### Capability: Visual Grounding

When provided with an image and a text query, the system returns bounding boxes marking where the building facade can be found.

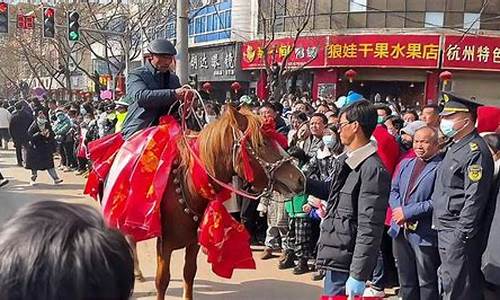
[241,0,500,106]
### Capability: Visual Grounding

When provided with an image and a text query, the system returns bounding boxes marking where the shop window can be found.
[464,13,480,29]
[425,12,444,28]
[349,0,367,12]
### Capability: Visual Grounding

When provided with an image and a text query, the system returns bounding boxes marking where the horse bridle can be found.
[178,85,306,201]
[231,127,304,200]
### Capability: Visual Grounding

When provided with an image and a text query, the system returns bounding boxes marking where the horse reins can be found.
[176,85,303,201]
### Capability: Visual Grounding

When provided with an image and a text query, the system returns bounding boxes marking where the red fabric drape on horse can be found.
[84,116,256,278]
[84,132,124,199]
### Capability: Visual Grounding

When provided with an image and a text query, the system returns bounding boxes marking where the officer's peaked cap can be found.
[440,92,483,116]
[147,39,177,56]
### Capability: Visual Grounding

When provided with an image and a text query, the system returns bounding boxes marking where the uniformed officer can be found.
[432,92,494,300]
[121,38,190,139]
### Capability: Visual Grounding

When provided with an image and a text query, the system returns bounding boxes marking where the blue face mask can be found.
[377,116,384,124]
[440,118,467,138]
[322,135,335,148]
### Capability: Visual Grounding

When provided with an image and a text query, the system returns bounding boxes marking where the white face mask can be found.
[205,115,217,124]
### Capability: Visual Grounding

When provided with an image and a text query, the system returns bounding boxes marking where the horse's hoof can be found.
[135,272,145,282]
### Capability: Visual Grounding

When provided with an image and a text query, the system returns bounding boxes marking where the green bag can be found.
[285,193,308,218]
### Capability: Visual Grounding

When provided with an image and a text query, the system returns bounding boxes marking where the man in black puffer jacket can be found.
[306,100,390,297]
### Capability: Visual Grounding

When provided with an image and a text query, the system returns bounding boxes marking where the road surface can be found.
[0,147,397,299]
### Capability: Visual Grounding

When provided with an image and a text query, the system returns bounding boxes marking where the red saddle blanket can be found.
[84,116,255,278]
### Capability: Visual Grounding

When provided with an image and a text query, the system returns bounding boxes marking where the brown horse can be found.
[130,105,305,300]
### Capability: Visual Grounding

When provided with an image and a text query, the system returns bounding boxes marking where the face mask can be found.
[440,119,466,138]
[57,114,65,121]
[205,115,217,124]
[322,135,335,148]
[37,117,47,125]
[377,116,384,124]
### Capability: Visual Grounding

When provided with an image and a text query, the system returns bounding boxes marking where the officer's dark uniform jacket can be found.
[306,141,390,281]
[432,130,494,239]
[121,60,181,139]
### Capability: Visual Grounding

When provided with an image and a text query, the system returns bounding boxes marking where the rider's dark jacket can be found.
[121,60,181,139]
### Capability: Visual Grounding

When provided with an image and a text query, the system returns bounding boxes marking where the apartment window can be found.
[225,10,231,28]
[207,14,214,31]
[349,0,367,12]
[425,12,444,28]
[464,13,480,30]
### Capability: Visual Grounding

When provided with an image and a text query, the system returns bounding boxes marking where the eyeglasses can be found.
[335,121,353,131]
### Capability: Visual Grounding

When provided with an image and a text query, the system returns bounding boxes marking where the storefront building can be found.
[189,43,250,102]
[240,33,500,106]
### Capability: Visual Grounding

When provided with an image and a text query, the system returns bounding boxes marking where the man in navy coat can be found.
[121,39,189,139]
[388,126,442,300]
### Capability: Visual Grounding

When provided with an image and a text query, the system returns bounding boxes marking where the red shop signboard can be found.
[240,36,327,70]
[325,34,440,68]
[443,35,500,71]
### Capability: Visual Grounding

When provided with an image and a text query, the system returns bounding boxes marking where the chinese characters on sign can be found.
[241,35,440,69]
[325,35,440,68]
[241,36,327,69]
[241,35,500,71]
[443,36,500,71]
[189,44,240,81]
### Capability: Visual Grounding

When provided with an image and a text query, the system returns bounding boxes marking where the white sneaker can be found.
[363,287,385,297]
[30,180,37,186]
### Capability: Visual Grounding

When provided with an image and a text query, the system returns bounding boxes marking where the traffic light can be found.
[67,11,80,41]
[188,74,198,89]
[0,2,9,34]
[43,7,55,38]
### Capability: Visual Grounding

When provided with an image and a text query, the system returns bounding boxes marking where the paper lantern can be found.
[231,81,241,92]
[202,82,213,93]
[439,71,453,85]
[345,69,357,83]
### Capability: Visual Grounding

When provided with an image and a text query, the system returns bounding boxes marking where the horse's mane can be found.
[198,106,264,177]
[177,106,264,196]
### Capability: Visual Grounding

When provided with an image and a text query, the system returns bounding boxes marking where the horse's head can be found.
[197,105,305,198]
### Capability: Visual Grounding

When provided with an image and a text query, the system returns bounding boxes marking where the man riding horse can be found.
[84,38,306,300]
[122,38,190,139]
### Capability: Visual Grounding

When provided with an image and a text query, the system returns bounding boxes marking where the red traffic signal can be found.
[0,2,7,13]
[44,7,54,17]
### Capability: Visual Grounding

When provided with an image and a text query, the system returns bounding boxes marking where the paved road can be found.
[0,147,397,300]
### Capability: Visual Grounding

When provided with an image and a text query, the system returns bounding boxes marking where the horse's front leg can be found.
[182,242,200,300]
[125,235,144,282]
[156,237,173,300]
